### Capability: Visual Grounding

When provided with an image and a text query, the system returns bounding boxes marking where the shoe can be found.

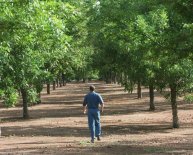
[97,136,101,141]
[91,139,94,143]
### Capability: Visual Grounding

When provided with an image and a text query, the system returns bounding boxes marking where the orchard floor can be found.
[0,81,193,155]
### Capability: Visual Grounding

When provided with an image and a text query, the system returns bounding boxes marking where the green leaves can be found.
[0,1,91,109]
[0,0,192,110]
[85,0,193,96]
[3,87,19,107]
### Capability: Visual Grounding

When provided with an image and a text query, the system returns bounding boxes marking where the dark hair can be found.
[89,85,95,91]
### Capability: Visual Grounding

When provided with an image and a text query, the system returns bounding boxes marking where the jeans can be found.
[88,109,101,140]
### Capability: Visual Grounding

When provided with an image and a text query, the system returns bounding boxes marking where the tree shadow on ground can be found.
[73,142,193,155]
[73,143,193,155]
[1,121,177,137]
[1,125,89,137]
[40,91,162,106]
[1,97,192,122]
[1,139,193,155]
[0,106,85,121]
[1,97,193,123]
[102,123,172,135]
[0,100,172,121]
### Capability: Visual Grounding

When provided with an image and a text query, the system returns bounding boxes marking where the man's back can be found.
[84,92,103,109]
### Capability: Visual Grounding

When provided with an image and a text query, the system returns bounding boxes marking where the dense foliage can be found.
[86,0,193,128]
[0,0,192,127]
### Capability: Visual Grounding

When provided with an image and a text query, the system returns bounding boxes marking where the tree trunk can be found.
[62,79,66,86]
[117,74,120,85]
[105,71,112,84]
[59,73,62,87]
[53,81,56,90]
[113,73,117,84]
[47,83,50,94]
[56,79,59,87]
[105,73,109,84]
[149,84,155,111]
[36,92,41,104]
[83,78,88,83]
[137,80,142,99]
[120,73,123,85]
[83,78,86,83]
[62,73,66,86]
[110,71,113,83]
[170,84,179,128]
[20,88,29,119]
[18,90,21,96]
[59,80,62,87]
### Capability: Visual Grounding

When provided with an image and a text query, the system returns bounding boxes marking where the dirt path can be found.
[0,82,193,155]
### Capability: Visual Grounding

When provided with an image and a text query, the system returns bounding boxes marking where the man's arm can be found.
[100,103,104,113]
[83,96,87,114]
[83,105,87,114]
[98,94,104,113]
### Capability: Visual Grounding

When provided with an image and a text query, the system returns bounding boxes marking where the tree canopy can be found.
[0,0,193,127]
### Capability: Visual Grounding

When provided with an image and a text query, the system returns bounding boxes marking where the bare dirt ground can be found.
[0,81,193,155]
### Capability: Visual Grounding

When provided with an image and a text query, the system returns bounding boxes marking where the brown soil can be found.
[0,81,193,155]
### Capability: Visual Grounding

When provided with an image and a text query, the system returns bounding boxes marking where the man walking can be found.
[83,85,104,143]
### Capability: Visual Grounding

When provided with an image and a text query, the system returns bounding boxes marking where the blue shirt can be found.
[83,91,104,109]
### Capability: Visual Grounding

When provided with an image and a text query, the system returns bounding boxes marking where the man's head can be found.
[89,85,95,92]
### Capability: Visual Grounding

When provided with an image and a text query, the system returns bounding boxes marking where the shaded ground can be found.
[0,81,193,155]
